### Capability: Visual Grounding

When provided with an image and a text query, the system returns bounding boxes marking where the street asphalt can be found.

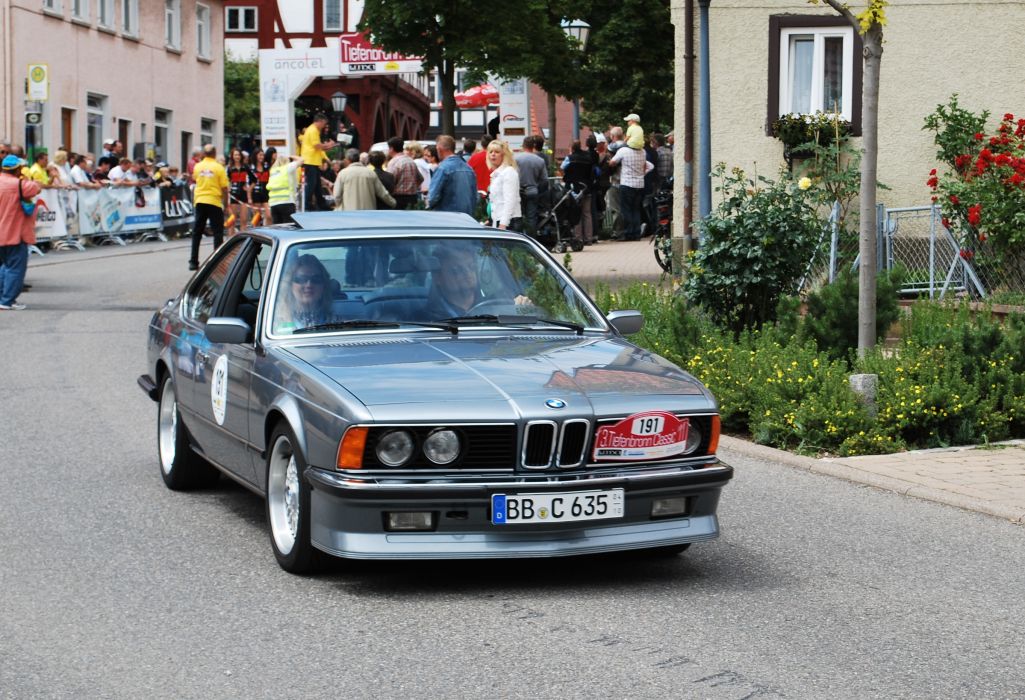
[22,233,1025,527]
[1,232,1023,698]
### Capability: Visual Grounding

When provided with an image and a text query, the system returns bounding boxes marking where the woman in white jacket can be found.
[486,140,522,231]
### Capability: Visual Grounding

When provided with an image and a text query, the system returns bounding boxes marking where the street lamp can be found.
[331,91,350,146]
[560,19,590,139]
[331,91,347,115]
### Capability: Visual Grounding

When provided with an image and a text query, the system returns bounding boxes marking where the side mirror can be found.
[205,317,252,344]
[606,310,644,335]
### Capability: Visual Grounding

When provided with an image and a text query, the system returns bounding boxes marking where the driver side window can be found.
[183,239,246,324]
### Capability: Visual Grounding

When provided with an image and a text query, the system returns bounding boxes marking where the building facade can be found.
[0,0,225,168]
[223,1,581,151]
[223,0,430,147]
[671,0,1025,212]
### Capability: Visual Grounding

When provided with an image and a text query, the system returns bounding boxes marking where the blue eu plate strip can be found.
[492,494,506,524]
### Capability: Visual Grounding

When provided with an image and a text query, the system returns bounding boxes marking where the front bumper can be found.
[305,462,733,559]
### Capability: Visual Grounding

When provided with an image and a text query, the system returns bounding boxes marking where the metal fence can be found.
[805,203,1025,303]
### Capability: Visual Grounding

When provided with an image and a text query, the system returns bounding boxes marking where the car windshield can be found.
[269,236,606,336]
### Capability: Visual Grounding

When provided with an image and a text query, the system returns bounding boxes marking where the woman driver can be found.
[273,254,335,333]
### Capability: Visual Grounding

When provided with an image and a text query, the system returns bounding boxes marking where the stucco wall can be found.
[674,0,1025,210]
[0,0,223,167]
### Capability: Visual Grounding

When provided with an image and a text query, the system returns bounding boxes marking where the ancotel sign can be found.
[272,53,328,71]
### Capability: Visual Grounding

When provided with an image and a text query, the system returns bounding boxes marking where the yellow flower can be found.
[798,176,812,190]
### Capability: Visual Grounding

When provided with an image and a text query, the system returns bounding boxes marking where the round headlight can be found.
[423,429,461,465]
[682,424,703,455]
[376,430,415,467]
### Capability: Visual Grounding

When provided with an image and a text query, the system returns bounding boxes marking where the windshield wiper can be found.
[294,320,400,333]
[442,315,584,335]
[294,319,458,335]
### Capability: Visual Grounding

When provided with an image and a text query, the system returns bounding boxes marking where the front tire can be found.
[266,423,322,574]
[653,234,673,274]
[157,376,219,490]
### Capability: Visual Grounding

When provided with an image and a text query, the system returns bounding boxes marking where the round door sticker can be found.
[211,354,228,425]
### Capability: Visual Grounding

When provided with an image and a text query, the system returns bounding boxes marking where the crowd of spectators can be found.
[4,111,675,253]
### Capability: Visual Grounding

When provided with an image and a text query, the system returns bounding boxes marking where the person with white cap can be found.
[624,113,645,150]
[102,139,117,159]
[0,154,41,310]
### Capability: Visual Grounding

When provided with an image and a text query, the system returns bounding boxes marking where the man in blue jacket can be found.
[428,135,477,217]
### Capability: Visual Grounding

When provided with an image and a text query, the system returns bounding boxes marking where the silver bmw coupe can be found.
[138,211,732,574]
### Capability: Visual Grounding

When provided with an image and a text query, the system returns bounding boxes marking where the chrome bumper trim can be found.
[307,463,733,492]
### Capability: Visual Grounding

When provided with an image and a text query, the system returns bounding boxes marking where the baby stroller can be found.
[533,179,585,253]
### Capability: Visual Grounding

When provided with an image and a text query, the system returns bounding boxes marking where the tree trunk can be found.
[547,90,557,165]
[857,26,883,356]
[439,59,456,136]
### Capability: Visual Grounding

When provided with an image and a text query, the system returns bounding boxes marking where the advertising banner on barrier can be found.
[161,184,195,234]
[32,188,68,243]
[78,186,162,236]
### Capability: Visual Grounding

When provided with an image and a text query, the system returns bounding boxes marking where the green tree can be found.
[224,58,260,139]
[359,1,575,136]
[579,0,675,132]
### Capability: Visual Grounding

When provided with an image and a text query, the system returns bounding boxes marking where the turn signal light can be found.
[708,415,720,455]
[337,427,368,469]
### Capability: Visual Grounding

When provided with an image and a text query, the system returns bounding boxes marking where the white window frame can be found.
[200,118,215,146]
[121,0,138,36]
[71,0,88,21]
[196,4,211,59]
[165,0,181,50]
[86,93,107,158]
[778,26,854,122]
[154,108,172,161]
[42,0,62,13]
[323,0,343,31]
[97,0,114,28]
[226,6,257,32]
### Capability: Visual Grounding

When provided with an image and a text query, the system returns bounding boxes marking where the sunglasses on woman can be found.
[293,274,325,285]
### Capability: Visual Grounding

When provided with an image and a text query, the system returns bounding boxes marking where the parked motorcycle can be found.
[652,178,673,273]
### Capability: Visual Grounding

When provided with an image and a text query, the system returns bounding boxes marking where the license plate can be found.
[491,489,624,525]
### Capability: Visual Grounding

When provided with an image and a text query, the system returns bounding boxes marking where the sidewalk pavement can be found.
[27,235,1025,526]
[720,437,1025,524]
[552,237,667,289]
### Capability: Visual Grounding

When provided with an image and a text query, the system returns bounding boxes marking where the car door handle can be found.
[195,350,209,364]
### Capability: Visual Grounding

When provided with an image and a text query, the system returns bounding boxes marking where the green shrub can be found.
[686,165,826,334]
[593,282,1025,455]
[800,268,905,360]
[744,337,869,455]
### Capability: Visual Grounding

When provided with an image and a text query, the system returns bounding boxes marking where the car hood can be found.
[282,334,710,416]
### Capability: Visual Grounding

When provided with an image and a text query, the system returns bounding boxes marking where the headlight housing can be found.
[376,429,415,467]
[423,428,461,465]
[682,423,703,455]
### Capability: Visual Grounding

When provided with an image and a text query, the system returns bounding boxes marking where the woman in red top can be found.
[249,148,271,227]
[0,155,41,310]
[226,147,254,235]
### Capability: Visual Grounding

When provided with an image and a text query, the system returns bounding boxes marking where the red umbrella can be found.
[454,84,500,109]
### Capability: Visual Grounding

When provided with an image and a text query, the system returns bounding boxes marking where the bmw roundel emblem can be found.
[545,398,567,409]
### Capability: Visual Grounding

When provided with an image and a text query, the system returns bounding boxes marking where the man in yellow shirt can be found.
[27,152,51,186]
[188,144,229,271]
[299,113,337,211]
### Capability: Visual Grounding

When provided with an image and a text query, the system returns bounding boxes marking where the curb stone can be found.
[719,435,1025,525]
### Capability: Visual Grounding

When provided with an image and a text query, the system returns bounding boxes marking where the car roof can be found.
[253,211,490,242]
